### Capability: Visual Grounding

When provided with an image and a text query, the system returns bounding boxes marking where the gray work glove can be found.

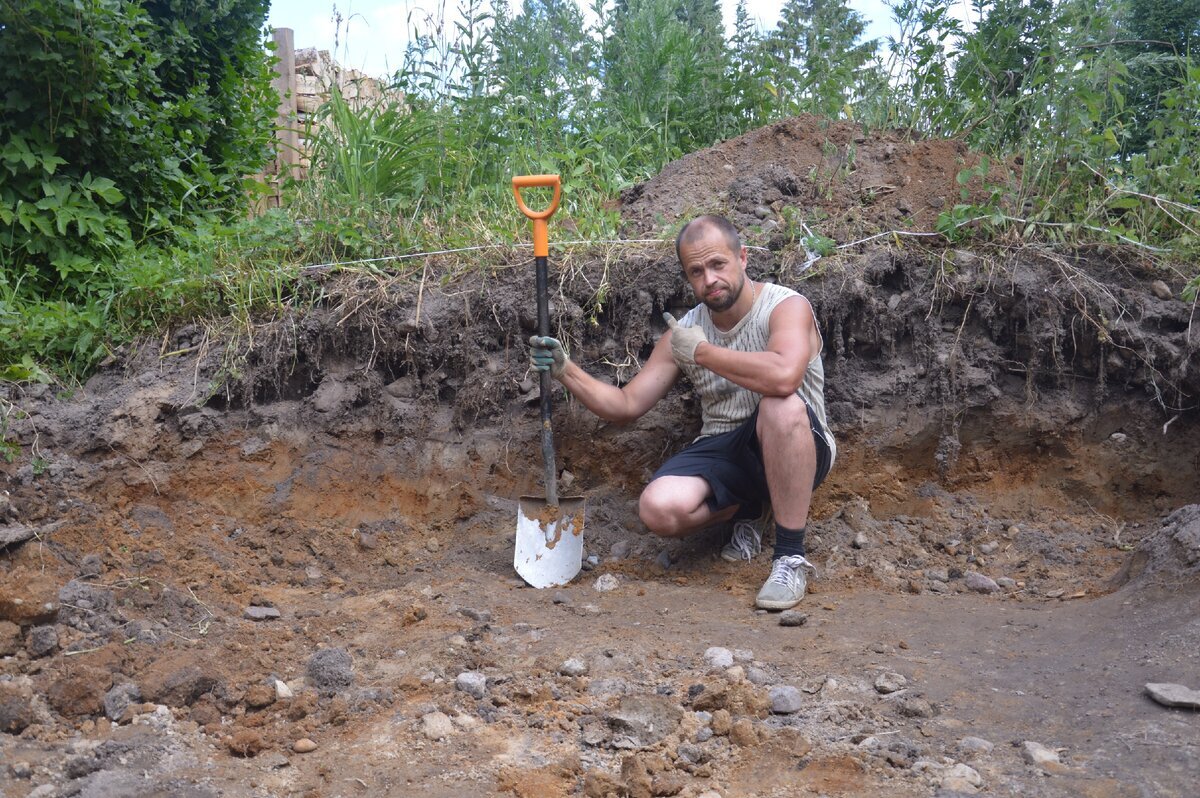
[529,335,568,378]
[662,313,707,366]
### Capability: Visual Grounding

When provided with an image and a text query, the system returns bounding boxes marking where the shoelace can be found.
[767,555,818,587]
[728,521,761,560]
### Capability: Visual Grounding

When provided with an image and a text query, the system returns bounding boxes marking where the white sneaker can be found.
[755,555,818,610]
[720,506,772,562]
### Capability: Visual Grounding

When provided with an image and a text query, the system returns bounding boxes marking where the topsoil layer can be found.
[1,119,1199,798]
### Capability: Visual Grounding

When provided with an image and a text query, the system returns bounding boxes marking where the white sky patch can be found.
[268,0,974,80]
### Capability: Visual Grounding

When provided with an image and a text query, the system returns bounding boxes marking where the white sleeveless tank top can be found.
[677,283,836,464]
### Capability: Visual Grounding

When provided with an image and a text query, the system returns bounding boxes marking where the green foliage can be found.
[766,0,878,118]
[0,0,275,376]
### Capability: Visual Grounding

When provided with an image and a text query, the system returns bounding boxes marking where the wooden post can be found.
[271,27,298,204]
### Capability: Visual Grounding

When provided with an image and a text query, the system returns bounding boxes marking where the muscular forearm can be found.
[693,343,804,397]
[556,361,640,423]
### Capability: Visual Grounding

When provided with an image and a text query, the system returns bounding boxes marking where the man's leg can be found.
[756,394,818,531]
[638,476,738,538]
[754,393,819,609]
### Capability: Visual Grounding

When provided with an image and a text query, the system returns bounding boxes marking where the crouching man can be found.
[529,215,835,609]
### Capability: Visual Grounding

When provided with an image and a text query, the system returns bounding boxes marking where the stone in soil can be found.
[293,738,318,753]
[964,572,1000,593]
[0,694,36,734]
[1020,740,1061,765]
[244,683,275,708]
[605,693,684,749]
[730,718,757,746]
[769,685,804,714]
[0,573,60,626]
[874,672,907,694]
[0,523,37,547]
[594,573,619,592]
[103,682,142,721]
[940,762,983,792]
[957,736,994,756]
[227,729,266,757]
[1144,682,1200,709]
[779,610,808,627]
[559,658,588,677]
[49,666,111,717]
[703,646,734,668]
[25,624,58,658]
[243,606,281,621]
[422,711,455,740]
[456,671,487,699]
[274,680,294,700]
[307,647,354,694]
[711,708,732,735]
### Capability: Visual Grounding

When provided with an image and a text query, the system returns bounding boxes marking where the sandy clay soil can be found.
[2,119,1200,798]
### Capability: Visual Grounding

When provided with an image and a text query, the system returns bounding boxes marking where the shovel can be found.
[512,174,585,588]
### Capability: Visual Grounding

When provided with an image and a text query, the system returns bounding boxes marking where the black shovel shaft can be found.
[536,254,559,506]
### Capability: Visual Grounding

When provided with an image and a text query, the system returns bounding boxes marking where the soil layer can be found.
[2,120,1199,798]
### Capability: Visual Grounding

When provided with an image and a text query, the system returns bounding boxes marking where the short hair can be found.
[675,215,742,265]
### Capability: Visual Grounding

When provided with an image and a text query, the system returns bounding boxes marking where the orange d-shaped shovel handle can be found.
[512,174,561,257]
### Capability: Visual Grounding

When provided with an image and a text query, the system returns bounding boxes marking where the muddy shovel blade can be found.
[515,496,585,588]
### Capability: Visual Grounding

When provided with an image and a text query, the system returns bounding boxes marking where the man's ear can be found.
[739,246,748,268]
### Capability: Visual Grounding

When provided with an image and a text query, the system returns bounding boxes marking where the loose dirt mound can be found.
[2,120,1199,797]
[620,115,1011,241]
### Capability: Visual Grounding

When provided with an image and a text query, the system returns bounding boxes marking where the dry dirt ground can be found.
[2,119,1199,798]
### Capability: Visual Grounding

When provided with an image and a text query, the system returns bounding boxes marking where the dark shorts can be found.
[651,400,833,516]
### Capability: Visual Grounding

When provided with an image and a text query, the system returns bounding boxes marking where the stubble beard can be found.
[702,273,745,313]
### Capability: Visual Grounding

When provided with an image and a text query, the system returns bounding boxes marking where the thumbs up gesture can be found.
[662,313,708,366]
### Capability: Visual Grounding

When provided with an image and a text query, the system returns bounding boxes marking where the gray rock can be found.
[779,610,808,627]
[996,577,1017,589]
[1150,279,1173,300]
[103,682,141,721]
[678,743,709,764]
[0,695,35,734]
[732,648,754,662]
[746,666,772,686]
[551,591,570,605]
[581,723,609,746]
[307,648,354,694]
[24,625,57,659]
[964,572,1000,593]
[941,762,983,790]
[958,736,994,756]
[1145,682,1200,709]
[927,569,950,583]
[458,606,492,623]
[979,541,999,555]
[455,671,487,699]
[754,205,771,219]
[654,550,673,570]
[605,694,684,749]
[559,658,588,677]
[0,524,36,547]
[852,531,868,549]
[243,606,281,621]
[704,646,734,668]
[594,574,619,592]
[897,697,936,718]
[769,685,804,714]
[874,672,907,694]
[79,554,103,580]
[1020,740,1061,765]
[421,711,454,740]
[608,540,631,560]
[695,726,714,742]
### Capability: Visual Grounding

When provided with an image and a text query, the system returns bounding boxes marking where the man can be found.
[529,215,835,609]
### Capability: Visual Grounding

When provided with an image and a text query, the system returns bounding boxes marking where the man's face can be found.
[679,228,747,313]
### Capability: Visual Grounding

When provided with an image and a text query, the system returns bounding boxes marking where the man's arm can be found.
[686,296,814,396]
[540,334,681,424]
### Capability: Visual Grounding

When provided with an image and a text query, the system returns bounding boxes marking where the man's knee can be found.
[638,483,688,537]
[757,393,808,434]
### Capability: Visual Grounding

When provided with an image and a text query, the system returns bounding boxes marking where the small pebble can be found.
[779,610,808,627]
[594,574,619,592]
[874,672,907,694]
[292,738,317,753]
[421,711,454,740]
[979,541,999,555]
[964,571,1000,593]
[244,606,281,621]
[1021,740,1061,765]
[958,736,994,756]
[769,685,804,714]
[1150,279,1172,300]
[559,658,588,677]
[455,671,487,699]
[704,646,734,668]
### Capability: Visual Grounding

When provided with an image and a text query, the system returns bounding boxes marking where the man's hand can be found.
[662,313,707,366]
[529,335,568,378]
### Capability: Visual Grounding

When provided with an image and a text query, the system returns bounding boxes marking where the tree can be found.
[766,0,878,118]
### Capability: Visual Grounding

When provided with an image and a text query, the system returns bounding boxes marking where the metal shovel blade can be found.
[514,496,585,588]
